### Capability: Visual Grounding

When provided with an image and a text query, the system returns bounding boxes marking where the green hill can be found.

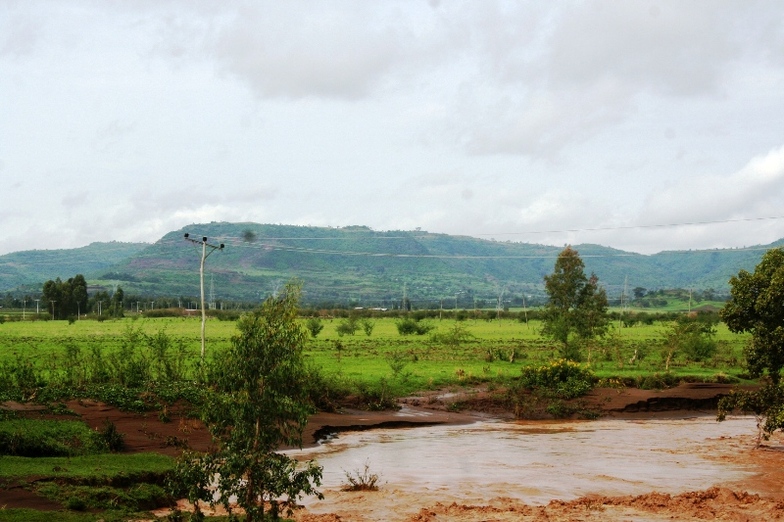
[1,223,781,306]
[0,242,148,293]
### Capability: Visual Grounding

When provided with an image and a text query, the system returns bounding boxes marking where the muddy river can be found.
[291,415,758,507]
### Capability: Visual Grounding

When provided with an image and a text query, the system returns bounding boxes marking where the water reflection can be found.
[291,416,756,504]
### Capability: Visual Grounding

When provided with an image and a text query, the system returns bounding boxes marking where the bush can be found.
[341,460,380,491]
[98,419,125,452]
[395,317,433,336]
[306,317,324,338]
[336,317,360,336]
[517,359,595,399]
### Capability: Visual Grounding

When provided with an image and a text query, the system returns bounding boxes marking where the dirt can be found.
[3,383,783,520]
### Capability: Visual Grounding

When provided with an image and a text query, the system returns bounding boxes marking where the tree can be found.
[175,282,322,520]
[718,248,784,441]
[41,275,88,319]
[542,246,609,360]
[662,316,717,370]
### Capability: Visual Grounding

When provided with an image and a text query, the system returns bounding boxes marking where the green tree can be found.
[541,246,609,360]
[305,317,324,338]
[175,282,322,520]
[718,248,784,441]
[662,316,717,370]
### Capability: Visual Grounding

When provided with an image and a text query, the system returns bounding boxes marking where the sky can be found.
[2,0,784,257]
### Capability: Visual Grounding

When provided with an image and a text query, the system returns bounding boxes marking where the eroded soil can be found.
[3,383,783,520]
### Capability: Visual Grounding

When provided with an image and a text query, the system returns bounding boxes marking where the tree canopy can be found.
[721,247,784,383]
[174,282,322,520]
[541,246,609,360]
[719,247,784,442]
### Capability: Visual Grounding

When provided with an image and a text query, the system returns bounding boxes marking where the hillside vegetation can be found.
[1,222,781,306]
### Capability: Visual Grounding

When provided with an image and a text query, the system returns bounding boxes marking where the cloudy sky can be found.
[2,0,784,257]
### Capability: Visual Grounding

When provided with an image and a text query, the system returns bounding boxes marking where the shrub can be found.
[336,317,360,336]
[341,460,380,491]
[361,318,375,336]
[518,359,595,399]
[395,317,433,336]
[306,317,324,338]
[98,419,125,452]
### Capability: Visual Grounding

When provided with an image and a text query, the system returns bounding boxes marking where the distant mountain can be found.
[0,242,148,293]
[1,223,781,306]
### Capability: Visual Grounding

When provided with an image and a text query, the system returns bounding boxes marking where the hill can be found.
[0,242,148,293]
[1,223,781,306]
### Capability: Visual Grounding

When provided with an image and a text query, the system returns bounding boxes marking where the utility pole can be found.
[35,299,40,314]
[50,300,56,320]
[184,233,224,360]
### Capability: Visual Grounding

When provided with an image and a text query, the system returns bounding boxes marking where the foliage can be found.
[718,382,784,446]
[175,282,323,521]
[395,316,434,336]
[430,322,474,349]
[662,316,717,368]
[517,359,595,399]
[306,317,324,338]
[541,247,609,360]
[41,274,89,320]
[360,318,375,336]
[98,419,126,452]
[721,248,784,384]
[0,419,107,457]
[719,247,784,439]
[336,316,360,336]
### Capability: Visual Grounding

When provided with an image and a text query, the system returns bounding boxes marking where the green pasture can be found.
[0,315,752,396]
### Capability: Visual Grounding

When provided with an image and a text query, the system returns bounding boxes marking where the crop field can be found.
[0,313,751,396]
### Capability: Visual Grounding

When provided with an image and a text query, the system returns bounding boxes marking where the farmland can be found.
[0,307,758,521]
[0,311,750,397]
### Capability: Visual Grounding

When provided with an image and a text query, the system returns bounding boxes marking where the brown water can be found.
[290,416,757,507]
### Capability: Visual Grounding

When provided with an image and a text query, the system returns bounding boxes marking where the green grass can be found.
[0,418,107,457]
[0,453,175,479]
[0,315,751,392]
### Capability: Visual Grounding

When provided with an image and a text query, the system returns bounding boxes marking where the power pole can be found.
[184,233,224,360]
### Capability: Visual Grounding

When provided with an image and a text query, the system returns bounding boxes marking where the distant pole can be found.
[35,299,40,314]
[50,300,56,320]
[22,299,26,320]
[184,233,224,360]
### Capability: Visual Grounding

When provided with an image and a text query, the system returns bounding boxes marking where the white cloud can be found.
[3,1,784,259]
[641,144,784,224]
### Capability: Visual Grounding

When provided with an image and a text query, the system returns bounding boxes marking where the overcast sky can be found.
[2,1,784,257]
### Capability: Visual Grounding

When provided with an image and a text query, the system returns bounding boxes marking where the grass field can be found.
[0,313,751,396]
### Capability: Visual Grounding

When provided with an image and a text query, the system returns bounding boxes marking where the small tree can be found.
[306,317,324,338]
[336,316,359,336]
[175,282,322,520]
[662,316,717,369]
[360,318,375,336]
[541,247,609,360]
[718,248,784,441]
